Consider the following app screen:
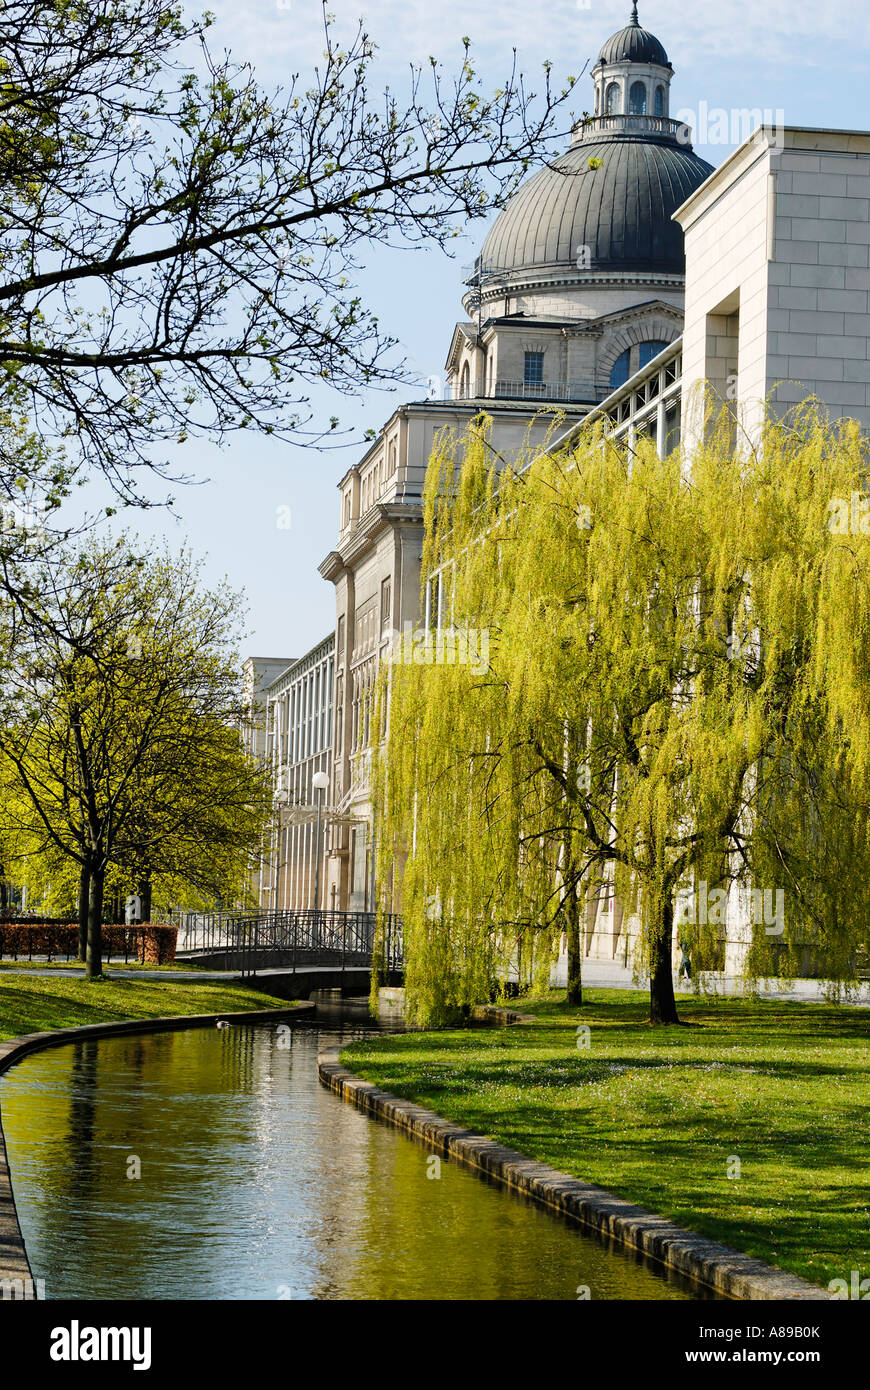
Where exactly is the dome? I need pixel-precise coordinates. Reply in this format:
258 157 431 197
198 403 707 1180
479 136 714 277
597 6 670 69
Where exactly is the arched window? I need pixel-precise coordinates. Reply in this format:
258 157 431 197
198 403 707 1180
460 362 470 399
629 81 647 116
610 349 631 390
654 84 665 117
638 340 669 369
605 82 620 115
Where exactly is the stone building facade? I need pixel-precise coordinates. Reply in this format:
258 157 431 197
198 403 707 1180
314 6 712 910
248 9 870 987
245 637 335 911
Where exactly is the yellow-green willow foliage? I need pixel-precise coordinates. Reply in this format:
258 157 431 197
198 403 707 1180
374 403 870 1025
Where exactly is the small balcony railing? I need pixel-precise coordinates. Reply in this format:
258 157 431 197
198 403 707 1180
445 379 602 404
573 114 691 143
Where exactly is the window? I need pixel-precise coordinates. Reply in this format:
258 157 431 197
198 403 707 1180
380 577 392 630
355 600 376 654
654 84 665 117
336 614 345 663
524 351 544 385
638 340 668 370
665 405 680 457
610 349 631 390
629 81 647 115
335 674 343 754
342 491 351 528
605 81 620 114
388 440 397 475
460 362 470 399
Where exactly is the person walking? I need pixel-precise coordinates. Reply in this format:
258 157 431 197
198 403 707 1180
678 938 692 983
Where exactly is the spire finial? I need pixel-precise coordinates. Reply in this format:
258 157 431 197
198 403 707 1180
630 2 639 24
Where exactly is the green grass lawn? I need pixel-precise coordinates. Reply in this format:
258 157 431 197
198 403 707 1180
342 989 870 1289
0 972 300 1042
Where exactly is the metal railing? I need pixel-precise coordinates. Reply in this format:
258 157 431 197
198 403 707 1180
446 379 602 404
168 907 403 978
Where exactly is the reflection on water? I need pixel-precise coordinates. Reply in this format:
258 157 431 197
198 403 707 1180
0 1014 712 1300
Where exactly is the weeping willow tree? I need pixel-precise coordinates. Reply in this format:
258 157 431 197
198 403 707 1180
373 401 870 1026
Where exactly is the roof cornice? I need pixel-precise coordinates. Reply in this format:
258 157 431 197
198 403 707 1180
319 500 425 576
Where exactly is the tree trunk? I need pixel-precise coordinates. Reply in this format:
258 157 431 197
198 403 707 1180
565 885 583 1007
139 873 152 923
78 863 90 961
649 895 680 1024
86 865 105 979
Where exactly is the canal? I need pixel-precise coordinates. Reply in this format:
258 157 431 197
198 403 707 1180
0 1007 712 1299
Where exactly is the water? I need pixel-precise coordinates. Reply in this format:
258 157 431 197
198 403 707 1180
0 1009 711 1300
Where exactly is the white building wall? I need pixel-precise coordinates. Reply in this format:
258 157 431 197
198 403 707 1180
676 130 772 447
678 126 870 448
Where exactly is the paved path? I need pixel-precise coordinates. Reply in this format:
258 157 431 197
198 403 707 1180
0 963 370 984
560 956 870 1006
3 956 866 1005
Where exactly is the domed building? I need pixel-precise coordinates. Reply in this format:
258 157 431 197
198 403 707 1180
261 8 870 979
306 11 719 913
446 4 714 401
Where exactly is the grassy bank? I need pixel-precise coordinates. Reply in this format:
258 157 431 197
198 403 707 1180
0 972 301 1041
0 959 205 971
342 990 870 1289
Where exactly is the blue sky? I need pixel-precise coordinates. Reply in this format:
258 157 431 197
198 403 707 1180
94 0 870 661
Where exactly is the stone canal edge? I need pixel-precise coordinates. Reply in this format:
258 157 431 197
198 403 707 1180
0 1002 315 1297
318 1005 828 1303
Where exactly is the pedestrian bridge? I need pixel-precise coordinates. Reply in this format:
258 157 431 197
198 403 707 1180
170 908 403 984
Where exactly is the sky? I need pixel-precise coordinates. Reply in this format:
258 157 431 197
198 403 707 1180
91 0 870 661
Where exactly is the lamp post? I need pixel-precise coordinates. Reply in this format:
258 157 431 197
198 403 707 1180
272 783 290 909
312 770 330 915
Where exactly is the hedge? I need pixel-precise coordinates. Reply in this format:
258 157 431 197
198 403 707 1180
0 923 177 964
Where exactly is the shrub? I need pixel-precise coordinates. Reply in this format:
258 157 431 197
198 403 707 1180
0 923 177 963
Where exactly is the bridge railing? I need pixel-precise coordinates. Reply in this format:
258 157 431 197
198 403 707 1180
167 908 403 977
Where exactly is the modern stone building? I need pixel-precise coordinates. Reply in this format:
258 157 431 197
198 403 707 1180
677 124 870 445
544 120 870 975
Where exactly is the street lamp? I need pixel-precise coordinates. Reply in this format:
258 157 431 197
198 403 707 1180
272 782 291 907
312 770 330 914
